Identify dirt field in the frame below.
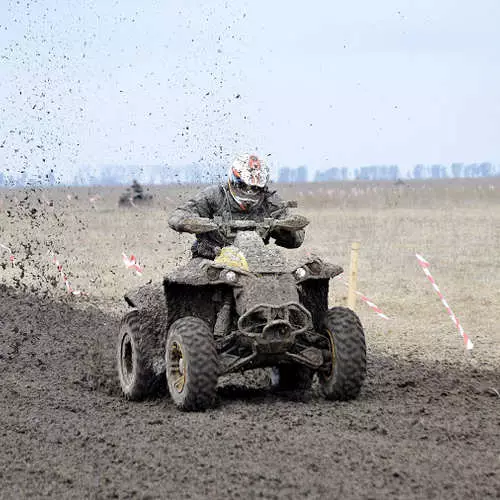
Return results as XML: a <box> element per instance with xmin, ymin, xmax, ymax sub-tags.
<box><xmin>1</xmin><ymin>179</ymin><xmax>499</xmax><ymax>499</ymax></box>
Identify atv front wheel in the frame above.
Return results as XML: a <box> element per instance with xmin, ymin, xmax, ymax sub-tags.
<box><xmin>165</xmin><ymin>316</ymin><xmax>219</xmax><ymax>411</ymax></box>
<box><xmin>117</xmin><ymin>310</ymin><xmax>163</xmax><ymax>400</ymax></box>
<box><xmin>319</xmin><ymin>307</ymin><xmax>366</xmax><ymax>400</ymax></box>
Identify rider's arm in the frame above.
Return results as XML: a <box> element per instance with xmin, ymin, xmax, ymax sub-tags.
<box><xmin>266</xmin><ymin>192</ymin><xmax>305</xmax><ymax>249</ymax></box>
<box><xmin>168</xmin><ymin>186</ymin><xmax>218</xmax><ymax>233</ymax></box>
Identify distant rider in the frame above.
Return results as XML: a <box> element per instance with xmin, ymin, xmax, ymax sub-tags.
<box><xmin>168</xmin><ymin>153</ymin><xmax>305</xmax><ymax>259</ymax></box>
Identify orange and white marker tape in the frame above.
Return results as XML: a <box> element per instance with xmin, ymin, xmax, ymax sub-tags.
<box><xmin>0</xmin><ymin>243</ymin><xmax>15</xmax><ymax>264</ymax></box>
<box><xmin>122</xmin><ymin>253</ymin><xmax>143</xmax><ymax>275</ymax></box>
<box><xmin>416</xmin><ymin>253</ymin><xmax>473</xmax><ymax>350</ymax></box>
<box><xmin>52</xmin><ymin>255</ymin><xmax>84</xmax><ymax>296</ymax></box>
<box><xmin>334</xmin><ymin>274</ymin><xmax>389</xmax><ymax>320</ymax></box>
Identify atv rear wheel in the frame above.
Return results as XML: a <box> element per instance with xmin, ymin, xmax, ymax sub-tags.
<box><xmin>319</xmin><ymin>307</ymin><xmax>366</xmax><ymax>400</ymax></box>
<box><xmin>117</xmin><ymin>310</ymin><xmax>163</xmax><ymax>400</ymax></box>
<box><xmin>165</xmin><ymin>316</ymin><xmax>218</xmax><ymax>411</ymax></box>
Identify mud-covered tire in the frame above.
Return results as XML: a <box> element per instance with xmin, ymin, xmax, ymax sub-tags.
<box><xmin>277</xmin><ymin>364</ymin><xmax>314</xmax><ymax>393</ymax></box>
<box><xmin>165</xmin><ymin>316</ymin><xmax>218</xmax><ymax>411</ymax></box>
<box><xmin>319</xmin><ymin>307</ymin><xmax>366</xmax><ymax>401</ymax></box>
<box><xmin>117</xmin><ymin>310</ymin><xmax>163</xmax><ymax>400</ymax></box>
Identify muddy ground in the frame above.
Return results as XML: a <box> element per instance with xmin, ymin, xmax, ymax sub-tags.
<box><xmin>0</xmin><ymin>181</ymin><xmax>499</xmax><ymax>499</ymax></box>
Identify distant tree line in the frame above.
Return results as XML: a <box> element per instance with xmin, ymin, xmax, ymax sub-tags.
<box><xmin>276</xmin><ymin>165</ymin><xmax>309</xmax><ymax>183</ymax></box>
<box><xmin>1</xmin><ymin>161</ymin><xmax>499</xmax><ymax>187</ymax></box>
<box><xmin>0</xmin><ymin>163</ymin><xmax>226</xmax><ymax>187</ymax></box>
<box><xmin>278</xmin><ymin>162</ymin><xmax>499</xmax><ymax>183</ymax></box>
<box><xmin>412</xmin><ymin>162</ymin><xmax>495</xmax><ymax>180</ymax></box>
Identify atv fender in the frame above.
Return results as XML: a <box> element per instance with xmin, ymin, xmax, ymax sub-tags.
<box><xmin>124</xmin><ymin>282</ymin><xmax>165</xmax><ymax>311</ymax></box>
<box><xmin>292</xmin><ymin>256</ymin><xmax>343</xmax><ymax>282</ymax></box>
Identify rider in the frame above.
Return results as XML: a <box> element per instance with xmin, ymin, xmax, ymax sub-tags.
<box><xmin>168</xmin><ymin>153</ymin><xmax>305</xmax><ymax>259</ymax></box>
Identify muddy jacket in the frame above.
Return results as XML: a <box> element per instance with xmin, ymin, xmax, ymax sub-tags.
<box><xmin>168</xmin><ymin>184</ymin><xmax>305</xmax><ymax>259</ymax></box>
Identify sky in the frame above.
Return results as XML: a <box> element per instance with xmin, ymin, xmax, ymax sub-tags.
<box><xmin>1</xmin><ymin>0</ymin><xmax>499</xmax><ymax>182</ymax></box>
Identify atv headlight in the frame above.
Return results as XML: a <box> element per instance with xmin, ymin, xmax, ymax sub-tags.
<box><xmin>224</xmin><ymin>270</ymin><xmax>238</xmax><ymax>283</ymax></box>
<box><xmin>206</xmin><ymin>267</ymin><xmax>220</xmax><ymax>281</ymax></box>
<box><xmin>294</xmin><ymin>267</ymin><xmax>307</xmax><ymax>280</ymax></box>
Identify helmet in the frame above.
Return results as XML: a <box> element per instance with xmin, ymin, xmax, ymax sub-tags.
<box><xmin>228</xmin><ymin>153</ymin><xmax>270</xmax><ymax>210</ymax></box>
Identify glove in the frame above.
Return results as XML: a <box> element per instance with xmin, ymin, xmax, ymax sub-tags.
<box><xmin>273</xmin><ymin>214</ymin><xmax>309</xmax><ymax>232</ymax></box>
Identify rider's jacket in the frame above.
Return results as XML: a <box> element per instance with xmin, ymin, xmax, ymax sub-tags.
<box><xmin>168</xmin><ymin>184</ymin><xmax>305</xmax><ymax>259</ymax></box>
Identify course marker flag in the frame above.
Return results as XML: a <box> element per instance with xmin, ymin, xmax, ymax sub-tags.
<box><xmin>416</xmin><ymin>253</ymin><xmax>473</xmax><ymax>350</ymax></box>
<box><xmin>122</xmin><ymin>253</ymin><xmax>143</xmax><ymax>275</ymax></box>
<box><xmin>52</xmin><ymin>255</ymin><xmax>84</xmax><ymax>296</ymax></box>
<box><xmin>334</xmin><ymin>274</ymin><xmax>389</xmax><ymax>320</ymax></box>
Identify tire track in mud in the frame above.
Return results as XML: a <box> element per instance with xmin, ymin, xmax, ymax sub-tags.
<box><xmin>1</xmin><ymin>286</ymin><xmax>499</xmax><ymax>499</ymax></box>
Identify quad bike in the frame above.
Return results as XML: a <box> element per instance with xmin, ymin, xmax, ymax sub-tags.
<box><xmin>118</xmin><ymin>189</ymin><xmax>153</xmax><ymax>207</ymax></box>
<box><xmin>117</xmin><ymin>211</ymin><xmax>366</xmax><ymax>411</ymax></box>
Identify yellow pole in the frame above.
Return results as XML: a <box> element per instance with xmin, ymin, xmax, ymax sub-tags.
<box><xmin>347</xmin><ymin>242</ymin><xmax>360</xmax><ymax>310</ymax></box>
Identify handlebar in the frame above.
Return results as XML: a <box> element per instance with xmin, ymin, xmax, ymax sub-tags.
<box><xmin>214</xmin><ymin>214</ymin><xmax>309</xmax><ymax>236</ymax></box>
<box><xmin>217</xmin><ymin>219</ymin><xmax>259</xmax><ymax>231</ymax></box>
<box><xmin>182</xmin><ymin>214</ymin><xmax>309</xmax><ymax>235</ymax></box>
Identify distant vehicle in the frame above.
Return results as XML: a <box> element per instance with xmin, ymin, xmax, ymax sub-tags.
<box><xmin>118</xmin><ymin>180</ymin><xmax>153</xmax><ymax>207</ymax></box>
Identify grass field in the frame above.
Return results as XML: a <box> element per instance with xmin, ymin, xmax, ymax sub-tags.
<box><xmin>2</xmin><ymin>178</ymin><xmax>498</xmax><ymax>366</ymax></box>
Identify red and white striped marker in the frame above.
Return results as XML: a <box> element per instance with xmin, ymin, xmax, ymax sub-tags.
<box><xmin>0</xmin><ymin>243</ymin><xmax>15</xmax><ymax>264</ymax></box>
<box><xmin>52</xmin><ymin>255</ymin><xmax>84</xmax><ymax>296</ymax></box>
<box><xmin>122</xmin><ymin>253</ymin><xmax>143</xmax><ymax>275</ymax></box>
<box><xmin>416</xmin><ymin>253</ymin><xmax>473</xmax><ymax>350</ymax></box>
<box><xmin>354</xmin><ymin>290</ymin><xmax>389</xmax><ymax>320</ymax></box>
<box><xmin>334</xmin><ymin>274</ymin><xmax>389</xmax><ymax>320</ymax></box>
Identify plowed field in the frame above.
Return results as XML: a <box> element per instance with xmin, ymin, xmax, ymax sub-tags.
<box><xmin>1</xmin><ymin>180</ymin><xmax>499</xmax><ymax>499</ymax></box>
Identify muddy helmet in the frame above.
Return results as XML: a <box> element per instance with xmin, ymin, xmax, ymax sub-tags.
<box><xmin>228</xmin><ymin>153</ymin><xmax>270</xmax><ymax>210</ymax></box>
